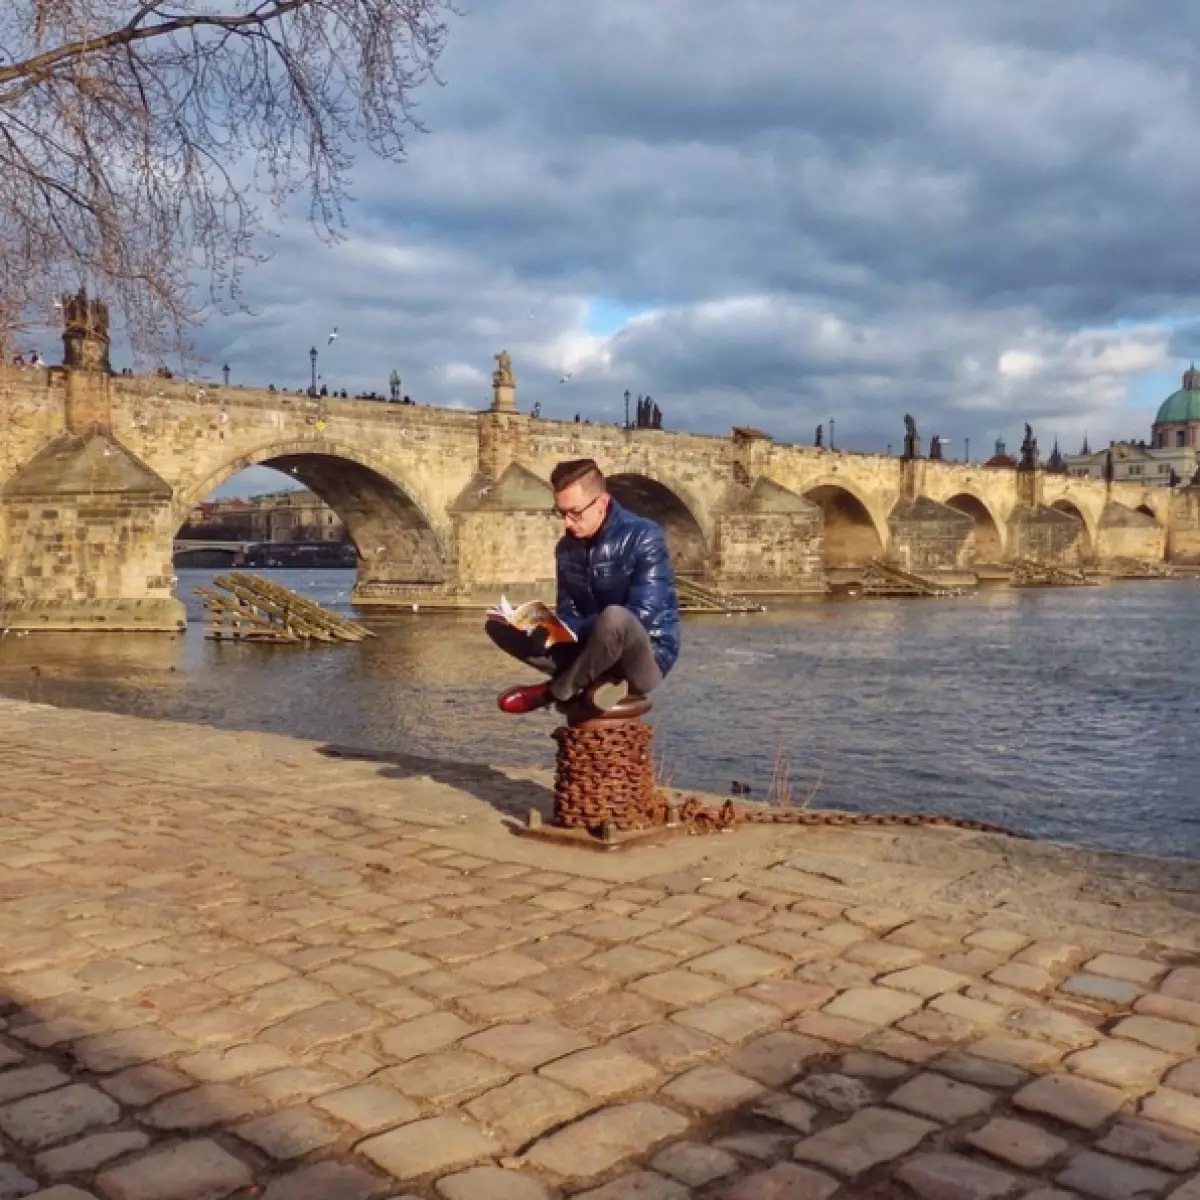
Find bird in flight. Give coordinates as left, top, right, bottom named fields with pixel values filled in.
left=327, top=328, right=339, bottom=345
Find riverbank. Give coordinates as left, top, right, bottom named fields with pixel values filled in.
left=0, top=700, right=1198, bottom=1198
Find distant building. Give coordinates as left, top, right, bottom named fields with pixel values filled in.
left=180, top=489, right=346, bottom=542
left=1152, top=364, right=1200, bottom=450
left=1064, top=441, right=1189, bottom=486
left=984, top=437, right=1017, bottom=469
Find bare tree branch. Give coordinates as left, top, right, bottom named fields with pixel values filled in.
left=0, top=0, right=453, bottom=361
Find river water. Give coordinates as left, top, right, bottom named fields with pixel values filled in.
left=0, top=569, right=1196, bottom=860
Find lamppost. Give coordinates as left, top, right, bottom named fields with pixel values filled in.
left=624, top=389, right=631, bottom=430
left=309, top=346, right=318, bottom=396
left=222, top=363, right=230, bottom=387
left=829, top=418, right=836, bottom=451
left=964, top=437, right=970, bottom=463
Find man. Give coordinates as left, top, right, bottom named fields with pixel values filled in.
left=486, top=458, right=680, bottom=714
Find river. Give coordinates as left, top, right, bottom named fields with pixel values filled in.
left=0, top=568, right=1196, bottom=860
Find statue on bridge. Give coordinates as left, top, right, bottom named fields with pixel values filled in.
left=928, top=434, right=943, bottom=461
left=388, top=369, right=402, bottom=402
left=1019, top=423, right=1039, bottom=470
left=814, top=424, right=823, bottom=448
left=61, top=286, right=113, bottom=374
left=493, top=350, right=514, bottom=389
left=902, top=414, right=919, bottom=460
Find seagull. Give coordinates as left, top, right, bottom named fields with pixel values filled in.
left=559, top=372, right=572, bottom=384
left=327, top=328, right=339, bottom=345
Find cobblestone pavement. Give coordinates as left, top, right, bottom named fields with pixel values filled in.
left=1, top=699, right=1200, bottom=1200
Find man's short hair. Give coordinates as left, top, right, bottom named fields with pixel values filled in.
left=550, top=458, right=605, bottom=493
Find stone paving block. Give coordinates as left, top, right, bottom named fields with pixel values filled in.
left=1060, top=975, right=1142, bottom=1005
left=69, top=1028, right=186, bottom=1073
left=166, top=1009, right=258, bottom=1049
left=893, top=1151, right=1020, bottom=1200
left=1066, top=1039, right=1175, bottom=1087
left=793, top=1073, right=876, bottom=1113
left=378, top=1012, right=475, bottom=1061
left=462, top=1020, right=590, bottom=1070
left=613, top=1023, right=723, bottom=1071
left=793, top=1012, right=875, bottom=1046
left=383, top=1050, right=511, bottom=1105
left=234, top=1108, right=340, bottom=1159
left=795, top=959, right=873, bottom=990
left=887, top=1072, right=995, bottom=1122
left=0, top=1083, right=121, bottom=1149
left=1014, top=941, right=1084, bottom=972
left=570, top=1171, right=689, bottom=1200
left=354, top=949, right=435, bottom=979
left=1096, top=1115, right=1200, bottom=1171
left=261, top=999, right=382, bottom=1052
left=559, top=992, right=664, bottom=1039
left=1167, top=1059, right=1200, bottom=1095
left=524, top=1101, right=689, bottom=1180
left=729, top=1032, right=826, bottom=1088
left=457, top=952, right=547, bottom=988
left=1114, top=1015, right=1200, bottom=1055
left=94, top=1139, right=253, bottom=1200
left=723, top=1162, right=839, bottom=1200
left=1055, top=1149, right=1172, bottom=1199
left=521, top=933, right=597, bottom=965
left=685, top=945, right=790, bottom=988
left=359, top=1115, right=498, bottom=1179
left=142, top=1083, right=264, bottom=1131
left=1163, top=968, right=1200, bottom=1005
left=313, top=1082, right=421, bottom=1131
left=454, top=987, right=554, bottom=1024
left=26, top=1189, right=100, bottom=1200
left=659, top=1064, right=765, bottom=1114
left=1141, top=1086, right=1200, bottom=1132
left=964, top=929, right=1031, bottom=955
left=1004, top=1007, right=1099, bottom=1049
left=260, top=1161, right=390, bottom=1200
left=584, top=946, right=674, bottom=982
left=808, top=922, right=870, bottom=949
left=1013, top=1073, right=1126, bottom=1129
left=752, top=1094, right=818, bottom=1133
left=935, top=1051, right=1029, bottom=1089
left=821, top=987, right=923, bottom=1027
left=899, top=1009, right=975, bottom=1044
left=0, top=1065, right=71, bottom=1105
left=465, top=1074, right=586, bottom=1145
left=435, top=1165, right=552, bottom=1200
left=793, top=1106, right=936, bottom=1176
left=842, top=941, right=925, bottom=971
left=250, top=1066, right=346, bottom=1103
left=966, top=1116, right=1068, bottom=1169
left=650, top=1141, right=738, bottom=1187
left=538, top=1045, right=658, bottom=1098
left=745, top=930, right=827, bottom=962
left=638, top=930, right=716, bottom=959
left=840, top=1051, right=911, bottom=1080
left=864, top=1028, right=942, bottom=1064
left=1084, top=954, right=1167, bottom=986
left=931, top=993, right=1008, bottom=1028
left=577, top=917, right=663, bottom=945
left=1136, top=993, right=1200, bottom=1027
left=671, top=996, right=780, bottom=1042
left=629, top=970, right=729, bottom=1008
left=989, top=962, right=1054, bottom=995
left=176, top=1043, right=292, bottom=1083
left=36, top=1131, right=151, bottom=1179
left=97, top=1064, right=190, bottom=1108
left=525, top=966, right=609, bottom=1005
left=713, top=1130, right=802, bottom=1163
left=740, top=980, right=834, bottom=1016
left=881, top=965, right=969, bottom=998
left=969, top=1035, right=1062, bottom=1070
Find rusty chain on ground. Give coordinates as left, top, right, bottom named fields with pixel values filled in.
left=553, top=721, right=1026, bottom=840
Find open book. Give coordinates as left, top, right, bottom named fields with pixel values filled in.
left=486, top=595, right=578, bottom=645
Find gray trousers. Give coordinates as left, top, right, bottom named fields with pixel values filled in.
left=485, top=604, right=663, bottom=701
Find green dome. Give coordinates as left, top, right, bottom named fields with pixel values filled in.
left=1155, top=366, right=1200, bottom=424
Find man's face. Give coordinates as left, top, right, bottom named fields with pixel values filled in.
left=554, top=479, right=609, bottom=539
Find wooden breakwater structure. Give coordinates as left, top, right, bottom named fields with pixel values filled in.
left=196, top=573, right=375, bottom=643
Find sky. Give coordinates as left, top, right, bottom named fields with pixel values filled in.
left=169, top=1, right=1200, bottom=493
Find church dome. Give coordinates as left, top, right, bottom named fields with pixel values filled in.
left=1155, top=365, right=1200, bottom=424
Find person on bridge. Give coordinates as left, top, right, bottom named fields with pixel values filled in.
left=486, top=458, right=681, bottom=715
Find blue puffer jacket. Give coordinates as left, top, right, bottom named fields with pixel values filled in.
left=555, top=500, right=681, bottom=675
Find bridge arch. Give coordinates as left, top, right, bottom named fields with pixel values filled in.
left=606, top=472, right=708, bottom=576
left=176, top=439, right=449, bottom=583
left=1049, top=498, right=1095, bottom=557
left=944, top=492, right=1005, bottom=561
left=801, top=478, right=888, bottom=566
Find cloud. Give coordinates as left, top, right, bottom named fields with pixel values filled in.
left=154, top=0, right=1200, bottom=485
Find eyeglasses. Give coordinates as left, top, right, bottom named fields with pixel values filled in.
left=554, top=494, right=602, bottom=521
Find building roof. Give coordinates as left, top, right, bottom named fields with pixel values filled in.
left=1155, top=366, right=1200, bottom=424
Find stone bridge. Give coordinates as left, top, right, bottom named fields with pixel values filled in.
left=0, top=350, right=1192, bottom=631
